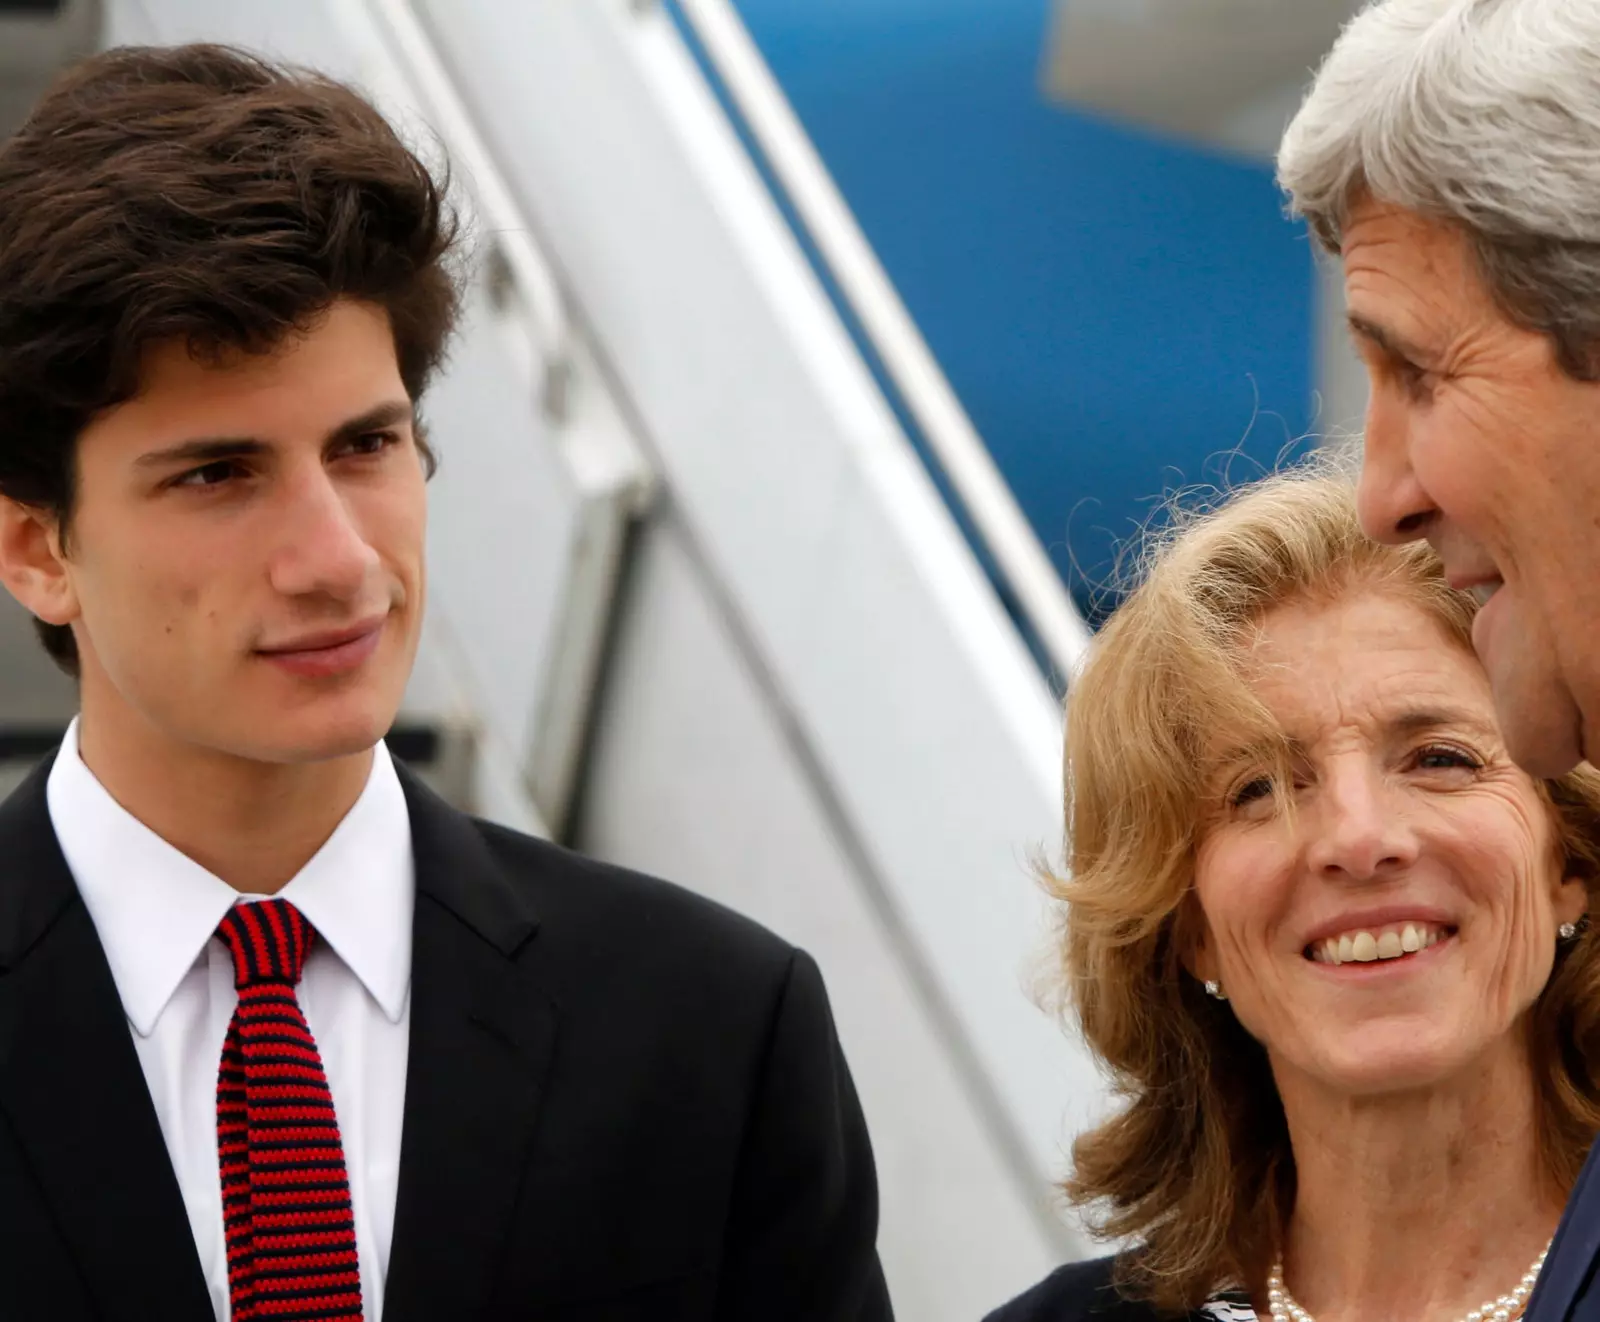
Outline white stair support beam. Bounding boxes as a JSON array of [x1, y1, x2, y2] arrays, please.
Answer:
[[338, 0, 661, 834], [675, 0, 1092, 685]]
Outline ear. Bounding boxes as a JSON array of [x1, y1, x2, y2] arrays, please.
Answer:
[[1176, 905, 1220, 986], [1555, 866, 1590, 931], [0, 497, 78, 627]]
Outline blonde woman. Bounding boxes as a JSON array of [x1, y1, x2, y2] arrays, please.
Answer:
[[986, 470, 1600, 1322]]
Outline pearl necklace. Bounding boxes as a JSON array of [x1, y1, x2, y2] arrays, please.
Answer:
[[1266, 1240, 1551, 1322]]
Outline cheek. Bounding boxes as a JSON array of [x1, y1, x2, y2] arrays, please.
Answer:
[[1409, 403, 1506, 522], [74, 523, 240, 650], [1193, 833, 1292, 976], [364, 483, 427, 574]]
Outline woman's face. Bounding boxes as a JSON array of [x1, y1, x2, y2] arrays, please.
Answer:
[[1192, 589, 1587, 1099]]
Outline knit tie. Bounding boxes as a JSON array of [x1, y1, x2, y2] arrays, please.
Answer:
[[216, 899, 364, 1320]]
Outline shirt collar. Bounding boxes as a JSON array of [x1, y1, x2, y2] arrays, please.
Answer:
[[47, 719, 414, 1035]]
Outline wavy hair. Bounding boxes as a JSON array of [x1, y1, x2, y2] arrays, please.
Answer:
[[0, 43, 462, 674], [1052, 462, 1600, 1313]]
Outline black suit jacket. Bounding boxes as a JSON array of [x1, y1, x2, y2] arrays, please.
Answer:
[[0, 754, 893, 1320], [983, 1255, 1219, 1322]]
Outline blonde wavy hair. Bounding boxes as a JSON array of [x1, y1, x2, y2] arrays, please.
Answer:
[[1055, 463, 1600, 1313]]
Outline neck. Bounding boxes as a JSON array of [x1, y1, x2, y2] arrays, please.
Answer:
[[1274, 1040, 1562, 1322], [75, 700, 375, 895]]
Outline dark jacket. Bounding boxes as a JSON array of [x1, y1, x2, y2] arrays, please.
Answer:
[[1527, 1137, 1600, 1322], [985, 1255, 1223, 1322], [0, 753, 893, 1321]]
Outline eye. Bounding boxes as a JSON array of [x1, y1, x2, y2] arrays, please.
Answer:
[[173, 459, 245, 489], [1413, 743, 1482, 772], [1393, 357, 1436, 402], [338, 430, 400, 458], [1230, 775, 1276, 808]]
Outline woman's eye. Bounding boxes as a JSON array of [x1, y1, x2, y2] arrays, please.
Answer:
[[1415, 744, 1482, 772], [1230, 776, 1275, 808]]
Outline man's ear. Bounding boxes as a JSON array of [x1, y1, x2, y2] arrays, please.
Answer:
[[0, 497, 78, 627]]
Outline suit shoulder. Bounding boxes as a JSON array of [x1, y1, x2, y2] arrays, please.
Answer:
[[470, 817, 796, 973], [986, 1256, 1160, 1322]]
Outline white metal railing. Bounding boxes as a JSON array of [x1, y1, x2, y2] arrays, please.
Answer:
[[361, 0, 572, 422], [336, 0, 659, 834], [673, 0, 1094, 682]]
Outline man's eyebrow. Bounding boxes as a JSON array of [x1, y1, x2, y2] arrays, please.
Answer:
[[135, 399, 415, 469], [1347, 313, 1433, 366]]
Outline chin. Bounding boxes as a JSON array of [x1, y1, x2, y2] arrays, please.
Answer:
[[1495, 676, 1585, 778], [216, 691, 404, 766], [1296, 1019, 1467, 1097]]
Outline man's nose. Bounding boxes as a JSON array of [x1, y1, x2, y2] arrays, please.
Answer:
[[1302, 763, 1419, 882], [1356, 390, 1437, 545], [266, 470, 380, 601]]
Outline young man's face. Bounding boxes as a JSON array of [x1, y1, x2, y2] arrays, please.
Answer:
[[6, 299, 427, 766]]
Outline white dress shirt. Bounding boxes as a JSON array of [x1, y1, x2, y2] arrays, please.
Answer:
[[47, 719, 414, 1322]]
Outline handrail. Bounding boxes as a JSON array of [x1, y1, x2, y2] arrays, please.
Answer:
[[362, 0, 573, 421], [672, 0, 1093, 681]]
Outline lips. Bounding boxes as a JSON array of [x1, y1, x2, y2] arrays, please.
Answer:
[[255, 616, 388, 679], [257, 619, 387, 655]]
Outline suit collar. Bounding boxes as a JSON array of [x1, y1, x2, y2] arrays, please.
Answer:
[[396, 761, 539, 956], [384, 765, 557, 1321], [47, 723, 415, 1031]]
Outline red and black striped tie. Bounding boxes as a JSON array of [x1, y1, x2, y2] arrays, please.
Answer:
[[216, 899, 364, 1321]]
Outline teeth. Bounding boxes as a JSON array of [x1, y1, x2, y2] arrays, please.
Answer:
[[1315, 922, 1447, 966]]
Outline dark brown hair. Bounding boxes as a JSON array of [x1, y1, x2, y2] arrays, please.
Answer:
[[0, 43, 462, 674], [1050, 465, 1600, 1313]]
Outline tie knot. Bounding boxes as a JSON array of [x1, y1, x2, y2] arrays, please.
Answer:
[[216, 899, 314, 988]]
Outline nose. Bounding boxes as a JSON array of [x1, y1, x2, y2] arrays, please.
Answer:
[[265, 465, 380, 602], [1302, 761, 1420, 882], [1355, 388, 1438, 544]]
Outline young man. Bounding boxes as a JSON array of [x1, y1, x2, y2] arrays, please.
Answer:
[[0, 44, 891, 1321]]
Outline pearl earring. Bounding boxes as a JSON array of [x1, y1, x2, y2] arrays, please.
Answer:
[[1204, 979, 1227, 1001], [1560, 921, 1580, 941]]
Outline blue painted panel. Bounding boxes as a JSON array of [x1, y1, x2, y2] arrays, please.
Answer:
[[731, 0, 1316, 620]]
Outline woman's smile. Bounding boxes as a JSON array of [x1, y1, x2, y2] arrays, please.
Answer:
[[1306, 920, 1454, 967]]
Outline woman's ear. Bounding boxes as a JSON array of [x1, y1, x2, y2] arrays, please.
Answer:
[[1175, 904, 1219, 986], [1555, 865, 1590, 932]]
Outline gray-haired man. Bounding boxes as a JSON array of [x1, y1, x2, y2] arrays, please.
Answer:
[[1278, 3, 1600, 1321]]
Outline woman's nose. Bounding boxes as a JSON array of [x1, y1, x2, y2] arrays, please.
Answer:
[[1303, 766, 1419, 881]]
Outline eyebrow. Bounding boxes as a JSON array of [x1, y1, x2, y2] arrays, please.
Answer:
[[135, 399, 415, 470], [1387, 706, 1497, 740], [1209, 706, 1494, 771], [1346, 313, 1434, 366]]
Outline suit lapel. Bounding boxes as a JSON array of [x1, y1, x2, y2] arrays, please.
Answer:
[[383, 767, 558, 1322], [0, 757, 213, 1320]]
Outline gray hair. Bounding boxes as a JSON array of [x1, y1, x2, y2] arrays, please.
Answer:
[[1277, 0, 1600, 379]]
